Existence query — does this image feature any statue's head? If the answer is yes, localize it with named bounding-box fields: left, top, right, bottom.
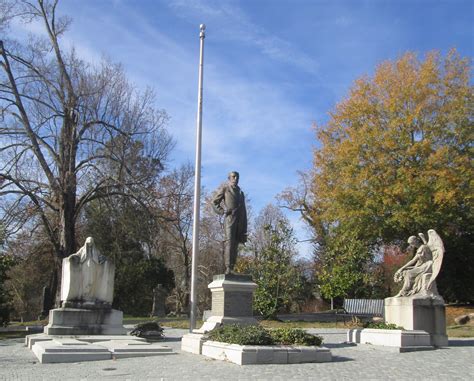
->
left=407, top=235, right=422, bottom=248
left=228, top=171, right=239, bottom=186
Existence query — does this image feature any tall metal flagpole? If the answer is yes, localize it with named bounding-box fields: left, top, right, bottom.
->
left=190, top=24, right=205, bottom=332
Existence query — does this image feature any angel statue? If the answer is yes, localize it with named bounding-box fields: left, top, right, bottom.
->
left=394, top=229, right=444, bottom=298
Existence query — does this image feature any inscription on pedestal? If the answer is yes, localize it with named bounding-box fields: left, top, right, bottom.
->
left=207, top=273, right=257, bottom=325
left=212, top=292, right=224, bottom=316
left=212, top=291, right=253, bottom=316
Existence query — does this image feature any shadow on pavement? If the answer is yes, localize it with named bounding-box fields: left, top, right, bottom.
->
left=331, top=355, right=354, bottom=362
left=0, top=338, right=26, bottom=346
left=448, top=339, right=474, bottom=347
left=162, top=336, right=183, bottom=342
left=324, top=342, right=357, bottom=349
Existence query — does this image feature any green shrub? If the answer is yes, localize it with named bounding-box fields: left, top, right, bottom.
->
left=208, top=324, right=273, bottom=345
left=207, top=324, right=323, bottom=346
left=270, top=328, right=323, bottom=346
left=363, top=322, right=403, bottom=330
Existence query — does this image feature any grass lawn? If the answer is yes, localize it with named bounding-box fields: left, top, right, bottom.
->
left=147, top=307, right=474, bottom=338
left=259, top=320, right=345, bottom=329
left=445, top=305, right=474, bottom=325
left=123, top=316, right=202, bottom=329
left=447, top=325, right=474, bottom=338
left=4, top=305, right=472, bottom=338
left=0, top=331, right=29, bottom=340
left=8, top=320, right=47, bottom=327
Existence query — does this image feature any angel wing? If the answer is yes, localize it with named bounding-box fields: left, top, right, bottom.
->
left=427, top=229, right=445, bottom=288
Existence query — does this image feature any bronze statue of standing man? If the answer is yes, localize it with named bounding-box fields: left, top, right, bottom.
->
left=212, top=171, right=247, bottom=274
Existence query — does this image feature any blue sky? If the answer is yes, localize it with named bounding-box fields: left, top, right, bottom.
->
left=14, top=0, right=474, bottom=256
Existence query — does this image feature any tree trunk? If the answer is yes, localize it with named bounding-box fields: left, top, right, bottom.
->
left=47, top=259, right=60, bottom=310
left=59, top=180, right=77, bottom=259
left=51, top=114, right=78, bottom=308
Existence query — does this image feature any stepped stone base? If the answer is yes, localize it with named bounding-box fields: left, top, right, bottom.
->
left=26, top=333, right=145, bottom=349
left=27, top=335, right=174, bottom=363
left=44, top=308, right=126, bottom=336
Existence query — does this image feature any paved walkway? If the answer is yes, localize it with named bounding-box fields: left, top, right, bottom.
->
left=0, top=328, right=473, bottom=380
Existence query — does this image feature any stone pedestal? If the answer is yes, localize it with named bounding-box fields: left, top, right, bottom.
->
left=44, top=308, right=126, bottom=336
left=182, top=274, right=258, bottom=353
left=197, top=274, right=258, bottom=333
left=207, top=273, right=257, bottom=323
left=384, top=296, right=448, bottom=347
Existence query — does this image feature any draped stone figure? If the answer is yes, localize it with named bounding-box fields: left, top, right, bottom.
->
left=61, top=237, right=115, bottom=308
left=212, top=171, right=247, bottom=274
left=44, top=237, right=125, bottom=335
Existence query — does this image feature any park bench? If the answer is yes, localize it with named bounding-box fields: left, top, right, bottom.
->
left=341, top=298, right=384, bottom=320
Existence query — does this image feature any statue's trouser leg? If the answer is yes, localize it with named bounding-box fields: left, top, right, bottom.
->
left=224, top=239, right=231, bottom=269
left=228, top=237, right=238, bottom=270
left=224, top=221, right=238, bottom=271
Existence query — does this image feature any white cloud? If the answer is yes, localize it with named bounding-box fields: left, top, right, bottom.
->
left=168, top=0, right=319, bottom=75
left=64, top=2, right=317, bottom=182
left=10, top=0, right=318, bottom=256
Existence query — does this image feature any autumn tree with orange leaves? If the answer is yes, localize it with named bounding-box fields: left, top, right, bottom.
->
left=286, top=50, right=473, bottom=301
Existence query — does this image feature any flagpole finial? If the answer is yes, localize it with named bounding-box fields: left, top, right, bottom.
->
left=200, top=24, right=206, bottom=37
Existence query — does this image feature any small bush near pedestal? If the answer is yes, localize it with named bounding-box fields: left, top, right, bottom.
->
left=271, top=328, right=323, bottom=346
left=363, top=322, right=403, bottom=330
left=207, top=324, right=323, bottom=346
left=209, top=325, right=273, bottom=345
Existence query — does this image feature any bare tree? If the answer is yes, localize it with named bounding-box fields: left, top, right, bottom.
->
left=0, top=0, right=173, bottom=302
left=277, top=170, right=327, bottom=248
left=153, top=168, right=231, bottom=316
left=248, top=203, right=286, bottom=260
left=153, top=164, right=194, bottom=315
left=195, top=194, right=226, bottom=312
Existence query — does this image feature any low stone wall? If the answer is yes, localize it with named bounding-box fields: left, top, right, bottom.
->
left=201, top=340, right=332, bottom=365
left=181, top=333, right=332, bottom=365
left=347, top=328, right=435, bottom=351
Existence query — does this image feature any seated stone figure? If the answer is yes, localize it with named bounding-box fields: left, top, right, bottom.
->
left=61, top=237, right=115, bottom=309
left=394, top=229, right=444, bottom=298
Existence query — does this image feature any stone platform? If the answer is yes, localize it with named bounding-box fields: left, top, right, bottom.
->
left=347, top=328, right=434, bottom=352
left=26, top=334, right=174, bottom=363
